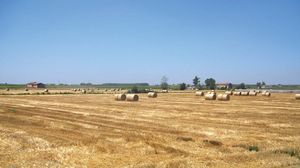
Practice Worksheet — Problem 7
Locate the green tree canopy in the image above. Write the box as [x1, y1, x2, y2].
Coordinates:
[193, 76, 200, 89]
[160, 76, 169, 90]
[204, 78, 216, 90]
[256, 82, 262, 89]
[238, 83, 246, 89]
[179, 83, 187, 90]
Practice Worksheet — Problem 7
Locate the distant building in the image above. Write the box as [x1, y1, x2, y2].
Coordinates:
[216, 82, 232, 90]
[26, 82, 46, 88]
[187, 86, 195, 90]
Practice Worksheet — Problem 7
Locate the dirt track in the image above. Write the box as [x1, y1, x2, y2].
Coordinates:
[0, 93, 299, 167]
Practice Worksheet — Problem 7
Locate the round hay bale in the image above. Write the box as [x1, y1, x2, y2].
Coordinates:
[249, 91, 257, 96]
[5, 88, 9, 91]
[82, 89, 86, 94]
[162, 90, 168, 93]
[262, 92, 271, 97]
[241, 91, 249, 96]
[114, 94, 126, 101]
[217, 94, 230, 101]
[225, 91, 233, 95]
[233, 91, 241, 96]
[195, 91, 204, 96]
[295, 94, 300, 100]
[148, 92, 158, 98]
[44, 89, 48, 93]
[204, 93, 216, 100]
[126, 94, 139, 101]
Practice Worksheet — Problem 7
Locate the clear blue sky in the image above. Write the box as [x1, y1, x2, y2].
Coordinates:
[1, 0, 299, 85]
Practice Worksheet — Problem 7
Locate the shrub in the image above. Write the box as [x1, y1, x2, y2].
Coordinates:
[249, 145, 259, 152]
[179, 83, 187, 90]
[128, 86, 147, 93]
[130, 86, 139, 93]
[275, 148, 299, 159]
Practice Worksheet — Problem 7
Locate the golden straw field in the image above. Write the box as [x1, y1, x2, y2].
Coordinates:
[0, 91, 299, 167]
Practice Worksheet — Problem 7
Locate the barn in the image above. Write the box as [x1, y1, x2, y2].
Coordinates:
[26, 82, 46, 88]
[216, 82, 232, 90]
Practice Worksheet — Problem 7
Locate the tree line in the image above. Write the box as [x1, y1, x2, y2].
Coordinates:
[160, 76, 267, 90]
[160, 76, 218, 90]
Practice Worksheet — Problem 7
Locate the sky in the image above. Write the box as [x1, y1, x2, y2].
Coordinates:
[0, 0, 299, 85]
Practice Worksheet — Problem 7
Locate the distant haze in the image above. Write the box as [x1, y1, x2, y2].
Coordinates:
[0, 0, 299, 85]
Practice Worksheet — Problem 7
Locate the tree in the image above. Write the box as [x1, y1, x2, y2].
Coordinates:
[228, 83, 233, 90]
[262, 81, 266, 86]
[179, 83, 186, 90]
[239, 83, 246, 89]
[130, 85, 139, 93]
[80, 83, 92, 86]
[193, 76, 200, 89]
[160, 76, 169, 90]
[205, 78, 216, 90]
[256, 82, 262, 89]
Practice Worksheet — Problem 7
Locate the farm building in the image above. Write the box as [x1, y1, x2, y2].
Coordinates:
[216, 82, 232, 89]
[26, 82, 46, 88]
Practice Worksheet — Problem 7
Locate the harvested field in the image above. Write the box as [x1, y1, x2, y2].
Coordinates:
[0, 93, 300, 167]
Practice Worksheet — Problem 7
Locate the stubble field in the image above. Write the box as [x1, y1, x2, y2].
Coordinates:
[0, 91, 299, 167]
